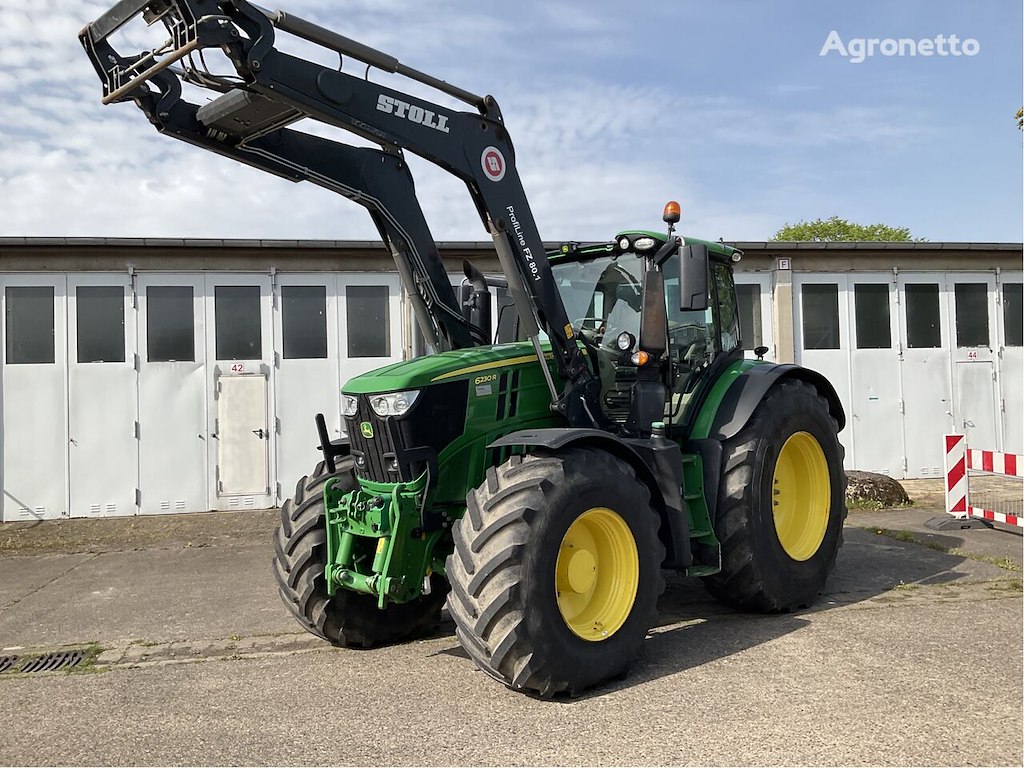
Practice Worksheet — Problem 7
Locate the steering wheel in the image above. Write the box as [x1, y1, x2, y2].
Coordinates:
[669, 322, 713, 369]
[573, 317, 605, 331]
[572, 317, 606, 343]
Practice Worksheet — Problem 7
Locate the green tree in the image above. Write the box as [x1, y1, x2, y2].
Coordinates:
[772, 216, 922, 242]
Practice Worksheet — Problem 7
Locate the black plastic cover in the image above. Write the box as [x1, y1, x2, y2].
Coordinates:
[195, 90, 299, 138]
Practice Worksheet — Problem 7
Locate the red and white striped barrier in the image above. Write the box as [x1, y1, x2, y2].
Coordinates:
[944, 434, 1023, 528]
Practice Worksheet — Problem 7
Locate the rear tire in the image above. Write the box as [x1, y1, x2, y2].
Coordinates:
[273, 458, 448, 647]
[446, 448, 664, 697]
[702, 379, 847, 612]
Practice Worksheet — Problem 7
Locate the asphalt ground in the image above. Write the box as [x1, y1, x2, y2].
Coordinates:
[0, 490, 1021, 766]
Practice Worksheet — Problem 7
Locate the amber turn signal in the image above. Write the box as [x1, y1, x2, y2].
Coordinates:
[630, 350, 650, 366]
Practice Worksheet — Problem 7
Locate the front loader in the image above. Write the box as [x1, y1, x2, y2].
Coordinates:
[81, 0, 848, 697]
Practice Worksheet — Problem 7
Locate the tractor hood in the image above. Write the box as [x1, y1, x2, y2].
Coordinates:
[342, 342, 550, 395]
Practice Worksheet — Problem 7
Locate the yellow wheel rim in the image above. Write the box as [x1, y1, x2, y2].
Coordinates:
[555, 507, 639, 642]
[772, 431, 831, 561]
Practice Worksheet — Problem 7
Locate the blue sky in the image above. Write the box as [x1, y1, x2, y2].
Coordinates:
[0, 0, 1020, 243]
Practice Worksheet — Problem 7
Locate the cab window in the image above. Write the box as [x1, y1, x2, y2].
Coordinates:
[712, 262, 740, 353]
[551, 249, 739, 426]
[663, 256, 739, 422]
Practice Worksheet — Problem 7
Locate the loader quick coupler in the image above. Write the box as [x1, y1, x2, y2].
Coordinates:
[323, 471, 437, 608]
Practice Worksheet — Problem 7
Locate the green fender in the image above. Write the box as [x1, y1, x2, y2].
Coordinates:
[686, 360, 846, 536]
[695, 362, 846, 442]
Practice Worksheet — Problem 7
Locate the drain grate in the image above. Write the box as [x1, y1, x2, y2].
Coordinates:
[19, 650, 89, 673]
[0, 649, 91, 675]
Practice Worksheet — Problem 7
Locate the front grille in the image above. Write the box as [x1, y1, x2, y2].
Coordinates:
[344, 382, 469, 484]
[346, 400, 398, 482]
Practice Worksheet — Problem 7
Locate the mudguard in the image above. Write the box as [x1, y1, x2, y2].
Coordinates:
[489, 428, 692, 568]
[684, 362, 846, 536]
[706, 363, 846, 441]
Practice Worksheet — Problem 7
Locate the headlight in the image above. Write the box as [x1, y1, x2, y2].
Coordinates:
[617, 236, 631, 251]
[616, 331, 636, 351]
[369, 390, 420, 418]
[342, 394, 358, 417]
[633, 236, 657, 252]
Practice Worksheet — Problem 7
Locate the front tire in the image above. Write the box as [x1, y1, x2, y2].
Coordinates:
[702, 379, 847, 612]
[446, 448, 665, 697]
[273, 458, 448, 647]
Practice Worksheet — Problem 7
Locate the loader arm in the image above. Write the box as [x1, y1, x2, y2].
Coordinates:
[80, 0, 603, 426]
[134, 67, 476, 352]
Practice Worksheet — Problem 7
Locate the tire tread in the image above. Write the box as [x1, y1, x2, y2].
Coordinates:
[272, 458, 448, 647]
[446, 448, 665, 697]
[703, 379, 848, 612]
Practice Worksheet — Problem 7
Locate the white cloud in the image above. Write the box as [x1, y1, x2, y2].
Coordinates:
[0, 0, 1010, 245]
[0, 0, 710, 241]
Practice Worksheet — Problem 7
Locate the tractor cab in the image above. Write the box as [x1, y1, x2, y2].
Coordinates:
[549, 210, 744, 433]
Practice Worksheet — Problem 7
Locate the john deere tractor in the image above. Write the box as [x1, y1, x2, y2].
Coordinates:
[81, 0, 847, 697]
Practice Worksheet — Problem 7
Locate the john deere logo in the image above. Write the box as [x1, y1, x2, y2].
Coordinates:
[359, 422, 374, 439]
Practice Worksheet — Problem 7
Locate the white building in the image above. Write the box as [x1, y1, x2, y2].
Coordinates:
[733, 241, 1022, 479]
[0, 237, 1020, 521]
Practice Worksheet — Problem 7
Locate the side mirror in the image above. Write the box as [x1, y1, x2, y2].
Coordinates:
[678, 244, 709, 311]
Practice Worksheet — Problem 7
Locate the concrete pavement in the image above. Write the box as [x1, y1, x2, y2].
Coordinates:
[0, 506, 1021, 765]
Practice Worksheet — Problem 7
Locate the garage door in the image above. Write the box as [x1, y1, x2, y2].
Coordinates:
[0, 275, 67, 520]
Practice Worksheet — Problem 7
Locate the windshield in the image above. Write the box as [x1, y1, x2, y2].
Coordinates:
[552, 254, 644, 345]
[551, 251, 727, 427]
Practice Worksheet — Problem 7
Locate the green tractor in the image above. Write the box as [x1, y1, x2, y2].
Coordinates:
[82, 0, 847, 697]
